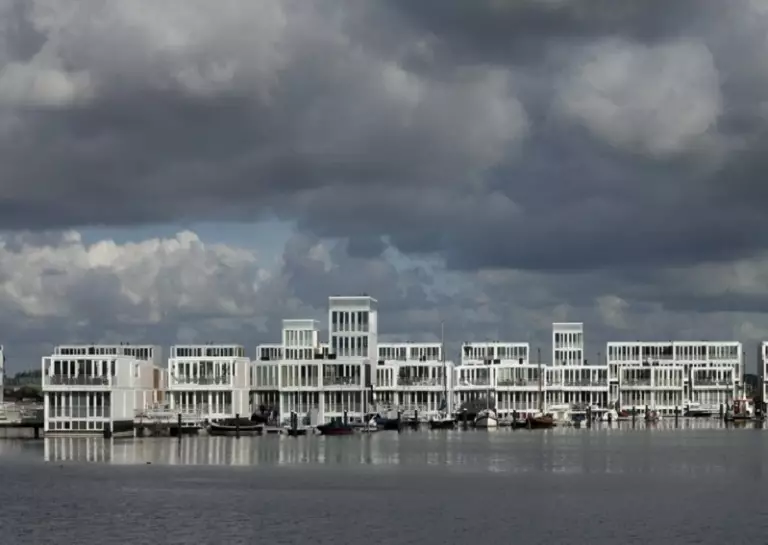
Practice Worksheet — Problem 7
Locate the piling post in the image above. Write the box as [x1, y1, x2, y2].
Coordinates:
[397, 410, 402, 433]
[632, 406, 636, 427]
[645, 405, 650, 422]
[586, 406, 592, 428]
[235, 413, 241, 438]
[343, 410, 348, 426]
[462, 408, 468, 429]
[103, 422, 113, 439]
[674, 406, 679, 426]
[414, 409, 419, 426]
[177, 413, 182, 440]
[719, 403, 724, 420]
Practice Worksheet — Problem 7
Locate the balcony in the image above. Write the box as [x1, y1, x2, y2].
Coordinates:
[396, 378, 444, 388]
[170, 376, 233, 387]
[455, 379, 492, 387]
[497, 379, 538, 387]
[323, 376, 361, 387]
[44, 375, 110, 387]
[692, 379, 733, 387]
[563, 380, 608, 387]
[621, 379, 652, 387]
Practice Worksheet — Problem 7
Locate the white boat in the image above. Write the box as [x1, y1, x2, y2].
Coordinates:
[601, 409, 619, 422]
[474, 408, 499, 429]
[684, 402, 716, 418]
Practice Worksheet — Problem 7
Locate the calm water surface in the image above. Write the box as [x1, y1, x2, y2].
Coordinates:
[2, 422, 767, 544]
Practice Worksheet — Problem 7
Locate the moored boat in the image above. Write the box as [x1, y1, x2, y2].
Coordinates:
[317, 420, 355, 436]
[527, 414, 555, 429]
[726, 398, 756, 422]
[474, 408, 499, 429]
[208, 418, 263, 436]
[645, 410, 660, 423]
[428, 415, 456, 430]
[684, 402, 715, 418]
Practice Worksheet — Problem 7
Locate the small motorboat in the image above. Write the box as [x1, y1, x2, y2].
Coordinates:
[428, 415, 456, 430]
[527, 414, 555, 429]
[474, 409, 499, 429]
[317, 420, 355, 436]
[208, 418, 263, 436]
[684, 402, 715, 418]
[645, 410, 660, 423]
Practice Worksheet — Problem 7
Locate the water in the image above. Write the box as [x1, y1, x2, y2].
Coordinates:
[2, 423, 767, 544]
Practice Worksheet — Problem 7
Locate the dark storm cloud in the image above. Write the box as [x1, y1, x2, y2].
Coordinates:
[0, 0, 767, 277]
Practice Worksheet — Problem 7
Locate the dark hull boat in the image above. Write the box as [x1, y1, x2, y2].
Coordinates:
[317, 421, 355, 436]
[521, 415, 554, 429]
[208, 418, 263, 436]
[374, 416, 401, 431]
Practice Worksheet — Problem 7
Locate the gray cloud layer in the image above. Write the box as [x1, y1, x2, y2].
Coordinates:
[1, 0, 768, 369]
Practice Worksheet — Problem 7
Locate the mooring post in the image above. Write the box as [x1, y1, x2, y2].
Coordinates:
[177, 413, 182, 440]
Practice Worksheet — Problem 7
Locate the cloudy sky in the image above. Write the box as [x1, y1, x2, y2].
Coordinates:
[1, 0, 768, 372]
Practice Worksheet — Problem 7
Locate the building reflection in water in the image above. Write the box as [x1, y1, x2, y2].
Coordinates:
[39, 421, 766, 477]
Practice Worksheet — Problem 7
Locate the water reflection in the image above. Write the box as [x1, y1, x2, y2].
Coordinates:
[29, 422, 767, 478]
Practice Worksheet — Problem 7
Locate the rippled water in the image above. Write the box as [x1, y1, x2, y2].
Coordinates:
[2, 422, 767, 544]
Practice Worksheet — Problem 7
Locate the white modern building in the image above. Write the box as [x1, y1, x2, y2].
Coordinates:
[376, 341, 453, 418]
[166, 344, 250, 420]
[606, 340, 742, 414]
[41, 344, 165, 434]
[759, 342, 768, 403]
[253, 296, 379, 424]
[547, 323, 609, 408]
[453, 341, 539, 417]
[0, 345, 4, 405]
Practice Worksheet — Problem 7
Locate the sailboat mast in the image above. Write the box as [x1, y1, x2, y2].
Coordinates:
[537, 347, 543, 413]
[441, 321, 447, 412]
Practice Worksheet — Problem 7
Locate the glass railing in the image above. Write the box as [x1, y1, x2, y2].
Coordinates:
[171, 376, 232, 386]
[497, 379, 536, 386]
[621, 379, 652, 386]
[44, 376, 110, 386]
[396, 378, 443, 387]
[323, 377, 361, 386]
[456, 379, 492, 387]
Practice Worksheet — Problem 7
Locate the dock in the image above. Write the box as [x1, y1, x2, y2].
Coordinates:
[133, 406, 205, 437]
[0, 402, 44, 438]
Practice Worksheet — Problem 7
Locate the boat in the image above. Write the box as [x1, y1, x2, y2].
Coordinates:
[428, 416, 456, 430]
[429, 323, 456, 431]
[684, 402, 715, 418]
[317, 420, 355, 436]
[474, 408, 499, 428]
[208, 418, 263, 436]
[601, 409, 619, 422]
[726, 398, 755, 422]
[527, 414, 555, 429]
[645, 410, 660, 423]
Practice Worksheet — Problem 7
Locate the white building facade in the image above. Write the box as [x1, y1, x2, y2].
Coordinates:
[167, 344, 250, 420]
[607, 340, 741, 414]
[252, 296, 379, 424]
[0, 345, 4, 405]
[376, 341, 452, 418]
[42, 344, 165, 434]
[759, 342, 768, 403]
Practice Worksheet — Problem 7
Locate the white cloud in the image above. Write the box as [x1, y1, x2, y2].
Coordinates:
[555, 38, 722, 156]
[0, 230, 270, 322]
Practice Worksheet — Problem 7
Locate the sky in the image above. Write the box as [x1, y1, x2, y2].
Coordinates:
[1, 0, 768, 372]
